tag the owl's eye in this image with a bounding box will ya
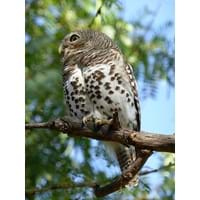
[69,34,80,42]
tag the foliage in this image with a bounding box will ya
[26,0,174,199]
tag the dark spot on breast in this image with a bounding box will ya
[96,94,102,99]
[126,93,129,97]
[94,85,100,90]
[121,90,125,94]
[81,104,85,108]
[117,76,121,81]
[104,82,110,86]
[95,90,101,95]
[90,94,95,99]
[127,98,131,102]
[87,75,91,80]
[118,80,122,84]
[109,90,114,94]
[115,86,120,90]
[80,109,85,113]
[71,81,77,88]
[74,112,77,116]
[111,76,115,81]
[105,96,113,104]
[114,73,120,77]
[79,97,84,102]
[100,105,104,109]
[75,90,78,95]
[76,105,79,109]
[84,111,90,115]
[80,89,86,95]
[105,86,111,90]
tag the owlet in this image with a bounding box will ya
[59,30,141,186]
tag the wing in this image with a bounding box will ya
[125,63,141,131]
[63,64,91,119]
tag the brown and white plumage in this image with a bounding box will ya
[59,30,141,185]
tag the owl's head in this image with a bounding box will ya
[59,30,119,65]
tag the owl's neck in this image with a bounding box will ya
[63,48,123,70]
[80,48,123,67]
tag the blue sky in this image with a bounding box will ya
[123,0,175,134]
[121,0,174,195]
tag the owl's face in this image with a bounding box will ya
[59,31,89,62]
[59,30,119,65]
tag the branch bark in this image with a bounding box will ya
[26,116,175,153]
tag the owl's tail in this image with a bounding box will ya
[115,144,139,186]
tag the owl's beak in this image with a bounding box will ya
[58,43,63,54]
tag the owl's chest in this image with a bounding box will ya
[64,62,136,128]
[64,63,121,119]
[83,63,136,123]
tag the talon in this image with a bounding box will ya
[82,114,96,129]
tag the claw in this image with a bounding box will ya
[82,114,93,128]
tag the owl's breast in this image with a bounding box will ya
[63,65,91,119]
[83,63,138,129]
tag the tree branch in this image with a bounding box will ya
[94,149,152,197]
[26,116,175,197]
[140,162,175,176]
[26,116,175,153]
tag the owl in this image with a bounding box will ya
[59,30,141,186]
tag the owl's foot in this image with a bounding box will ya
[82,115,112,132]
[82,114,94,128]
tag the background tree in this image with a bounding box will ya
[25,0,174,199]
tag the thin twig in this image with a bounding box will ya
[88,0,106,28]
[25,182,97,196]
[25,162,174,197]
[140,162,175,176]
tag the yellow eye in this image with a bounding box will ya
[69,34,80,42]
